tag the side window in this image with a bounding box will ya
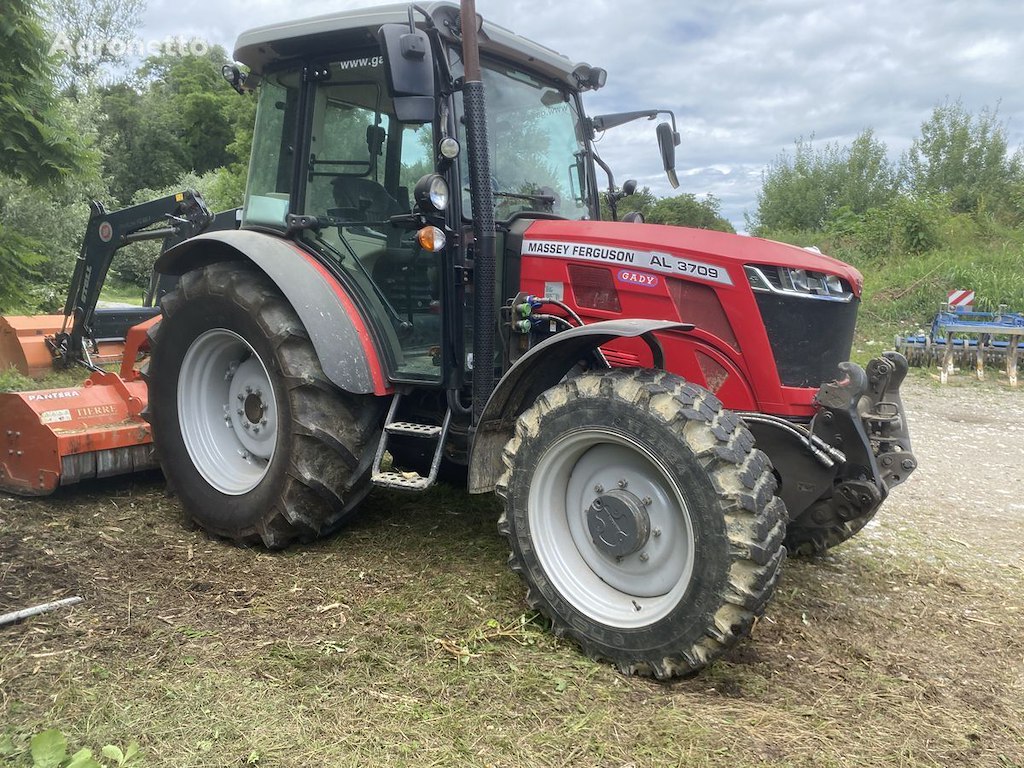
[297,58,439,381]
[399,123,434,197]
[243,75,299,229]
[307,95,399,224]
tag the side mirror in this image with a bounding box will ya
[622,179,638,196]
[656,122,680,189]
[378,23,435,122]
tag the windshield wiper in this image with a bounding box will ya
[467,187,556,210]
[494,189,555,204]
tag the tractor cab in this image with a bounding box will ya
[232,2,651,387]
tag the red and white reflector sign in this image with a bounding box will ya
[948,289,974,311]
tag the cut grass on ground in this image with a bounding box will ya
[2,433,1022,768]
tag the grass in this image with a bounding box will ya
[763,215,1024,346]
[98,280,146,307]
[2,445,1022,767]
[0,365,86,393]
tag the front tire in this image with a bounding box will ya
[783,480,882,556]
[497,369,787,678]
[146,262,382,548]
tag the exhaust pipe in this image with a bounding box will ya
[460,0,496,422]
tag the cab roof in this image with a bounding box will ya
[234,1,602,91]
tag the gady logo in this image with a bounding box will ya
[617,270,659,288]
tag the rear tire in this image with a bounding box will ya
[497,369,787,678]
[146,262,382,548]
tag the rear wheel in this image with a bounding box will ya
[146,262,382,548]
[497,369,787,678]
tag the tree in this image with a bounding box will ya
[0,0,89,184]
[901,99,1022,215]
[98,45,255,203]
[750,131,896,234]
[49,0,146,88]
[0,0,91,311]
[837,130,897,216]
[647,193,735,233]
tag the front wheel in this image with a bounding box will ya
[146,262,382,548]
[497,369,787,678]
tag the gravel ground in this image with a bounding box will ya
[865,372,1024,570]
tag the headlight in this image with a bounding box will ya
[744,265,853,301]
[438,137,460,160]
[414,174,449,212]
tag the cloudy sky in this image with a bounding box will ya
[136,0,1024,230]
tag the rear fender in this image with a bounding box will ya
[467,319,690,493]
[155,230,389,395]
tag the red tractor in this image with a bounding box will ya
[7,1,917,678]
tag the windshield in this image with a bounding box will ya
[455,59,590,220]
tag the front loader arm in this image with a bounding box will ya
[54,190,213,369]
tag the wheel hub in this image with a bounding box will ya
[586,489,650,557]
[243,392,266,423]
[178,328,277,495]
[529,434,697,626]
[226,357,276,459]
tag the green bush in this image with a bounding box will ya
[111,167,247,289]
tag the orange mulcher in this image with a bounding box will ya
[0,191,214,494]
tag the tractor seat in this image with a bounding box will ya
[331,176,405,222]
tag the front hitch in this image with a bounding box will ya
[813,351,918,496]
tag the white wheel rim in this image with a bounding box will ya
[177,329,277,495]
[528,429,696,628]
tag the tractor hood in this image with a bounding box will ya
[519,219,864,297]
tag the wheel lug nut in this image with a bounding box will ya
[618,479,628,489]
[237,393,244,401]
[594,484,604,494]
[253,426,260,434]
[246,386,252,394]
[261,418,268,426]
[642,496,652,506]
[243,423,250,430]
[236,409,243,416]
[639,552,649,562]
[653,528,662,537]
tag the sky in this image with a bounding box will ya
[133,0,1024,231]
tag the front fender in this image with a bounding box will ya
[467,319,691,493]
[156,230,389,395]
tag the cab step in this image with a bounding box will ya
[371,470,433,491]
[385,421,443,438]
[371,393,451,492]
